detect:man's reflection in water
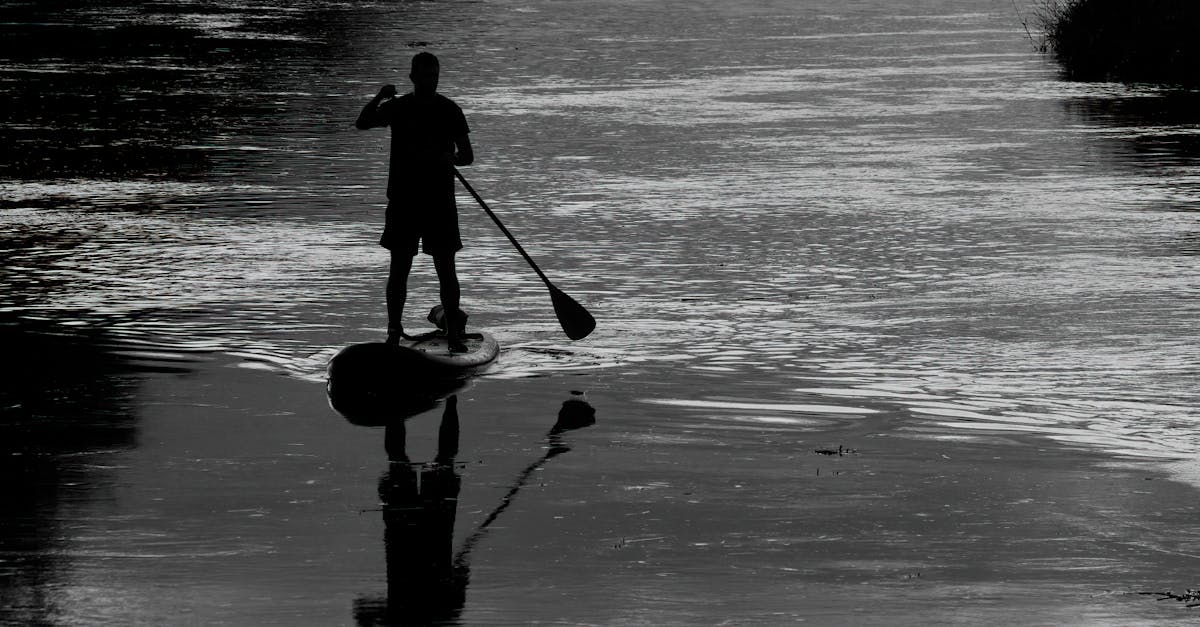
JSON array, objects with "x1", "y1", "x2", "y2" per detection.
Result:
[
  {"x1": 353, "y1": 392, "x2": 595, "y2": 626},
  {"x1": 356, "y1": 396, "x2": 465, "y2": 625}
]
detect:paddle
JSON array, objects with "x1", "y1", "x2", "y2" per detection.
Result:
[{"x1": 453, "y1": 168, "x2": 596, "y2": 341}]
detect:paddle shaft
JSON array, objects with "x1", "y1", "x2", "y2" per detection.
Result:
[
  {"x1": 454, "y1": 167, "x2": 596, "y2": 341},
  {"x1": 453, "y1": 168, "x2": 552, "y2": 287}
]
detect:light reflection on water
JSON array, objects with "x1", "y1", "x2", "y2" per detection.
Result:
[{"x1": 2, "y1": 1, "x2": 1198, "y2": 472}]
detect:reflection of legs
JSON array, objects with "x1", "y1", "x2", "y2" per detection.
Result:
[
  {"x1": 427, "y1": 396, "x2": 461, "y2": 501},
  {"x1": 432, "y1": 253, "x2": 465, "y2": 351},
  {"x1": 380, "y1": 423, "x2": 420, "y2": 620},
  {"x1": 384, "y1": 422, "x2": 410, "y2": 465},
  {"x1": 387, "y1": 253, "x2": 414, "y2": 342},
  {"x1": 436, "y1": 396, "x2": 459, "y2": 464},
  {"x1": 377, "y1": 401, "x2": 467, "y2": 624},
  {"x1": 422, "y1": 395, "x2": 462, "y2": 615}
]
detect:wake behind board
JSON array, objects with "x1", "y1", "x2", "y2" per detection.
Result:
[{"x1": 326, "y1": 331, "x2": 498, "y2": 423}]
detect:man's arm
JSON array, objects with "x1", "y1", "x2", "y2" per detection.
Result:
[
  {"x1": 451, "y1": 134, "x2": 474, "y2": 166},
  {"x1": 355, "y1": 84, "x2": 397, "y2": 130}
]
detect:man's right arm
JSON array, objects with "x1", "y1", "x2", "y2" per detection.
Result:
[{"x1": 355, "y1": 84, "x2": 397, "y2": 129}]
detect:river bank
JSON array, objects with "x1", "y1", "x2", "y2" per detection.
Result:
[{"x1": 1035, "y1": 0, "x2": 1200, "y2": 85}]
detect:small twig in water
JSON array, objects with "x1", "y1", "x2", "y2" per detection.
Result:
[{"x1": 1139, "y1": 589, "x2": 1200, "y2": 607}]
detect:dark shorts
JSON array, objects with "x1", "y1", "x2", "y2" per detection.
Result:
[{"x1": 380, "y1": 201, "x2": 463, "y2": 257}]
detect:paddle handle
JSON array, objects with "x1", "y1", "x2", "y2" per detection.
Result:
[{"x1": 453, "y1": 168, "x2": 552, "y2": 287}]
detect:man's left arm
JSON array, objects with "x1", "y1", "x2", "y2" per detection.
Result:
[{"x1": 355, "y1": 84, "x2": 397, "y2": 130}]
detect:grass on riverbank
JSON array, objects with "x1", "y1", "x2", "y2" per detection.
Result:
[{"x1": 1022, "y1": 0, "x2": 1200, "y2": 85}]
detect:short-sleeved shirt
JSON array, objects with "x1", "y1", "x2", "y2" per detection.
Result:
[
  {"x1": 379, "y1": 93, "x2": 469, "y2": 205},
  {"x1": 375, "y1": 93, "x2": 470, "y2": 254}
]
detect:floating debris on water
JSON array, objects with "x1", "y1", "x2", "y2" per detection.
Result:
[
  {"x1": 1139, "y1": 589, "x2": 1200, "y2": 608},
  {"x1": 814, "y1": 445, "x2": 858, "y2": 456}
]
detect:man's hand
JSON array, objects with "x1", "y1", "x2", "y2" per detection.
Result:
[
  {"x1": 453, "y1": 135, "x2": 473, "y2": 167},
  {"x1": 356, "y1": 85, "x2": 396, "y2": 129}
]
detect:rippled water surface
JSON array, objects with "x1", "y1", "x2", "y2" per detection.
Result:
[
  {"x1": 5, "y1": 0, "x2": 1195, "y2": 456},
  {"x1": 3, "y1": 0, "x2": 1199, "y2": 623}
]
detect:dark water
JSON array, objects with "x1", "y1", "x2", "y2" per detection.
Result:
[{"x1": 3, "y1": 0, "x2": 1200, "y2": 624}]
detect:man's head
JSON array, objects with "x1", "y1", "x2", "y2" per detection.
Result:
[{"x1": 410, "y1": 52, "x2": 440, "y2": 96}]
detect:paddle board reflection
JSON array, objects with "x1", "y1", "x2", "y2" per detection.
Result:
[
  {"x1": 326, "y1": 306, "x2": 501, "y2": 425},
  {"x1": 352, "y1": 392, "x2": 596, "y2": 625}
]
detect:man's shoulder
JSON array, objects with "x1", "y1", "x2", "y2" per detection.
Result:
[
  {"x1": 391, "y1": 93, "x2": 462, "y2": 110},
  {"x1": 434, "y1": 93, "x2": 464, "y2": 111}
]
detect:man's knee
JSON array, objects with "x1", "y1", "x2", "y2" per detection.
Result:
[
  {"x1": 432, "y1": 254, "x2": 459, "y2": 283},
  {"x1": 390, "y1": 253, "x2": 414, "y2": 273}
]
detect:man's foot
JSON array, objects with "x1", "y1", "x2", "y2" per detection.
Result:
[
  {"x1": 385, "y1": 328, "x2": 414, "y2": 345},
  {"x1": 447, "y1": 336, "x2": 468, "y2": 353}
]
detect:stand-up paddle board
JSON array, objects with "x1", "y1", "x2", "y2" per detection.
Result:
[{"x1": 397, "y1": 330, "x2": 500, "y2": 369}]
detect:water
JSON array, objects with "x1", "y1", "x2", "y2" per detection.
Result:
[{"x1": 3, "y1": 0, "x2": 1199, "y2": 624}]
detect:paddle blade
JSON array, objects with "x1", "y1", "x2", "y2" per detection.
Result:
[{"x1": 549, "y1": 285, "x2": 595, "y2": 340}]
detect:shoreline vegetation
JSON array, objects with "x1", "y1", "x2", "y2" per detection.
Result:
[{"x1": 1021, "y1": 0, "x2": 1200, "y2": 86}]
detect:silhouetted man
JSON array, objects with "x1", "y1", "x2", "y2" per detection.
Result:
[{"x1": 356, "y1": 52, "x2": 474, "y2": 352}]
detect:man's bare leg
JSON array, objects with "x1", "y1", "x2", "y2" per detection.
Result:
[
  {"x1": 432, "y1": 253, "x2": 466, "y2": 352},
  {"x1": 386, "y1": 252, "x2": 414, "y2": 344}
]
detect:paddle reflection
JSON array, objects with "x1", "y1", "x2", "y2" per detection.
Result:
[{"x1": 352, "y1": 392, "x2": 596, "y2": 625}]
